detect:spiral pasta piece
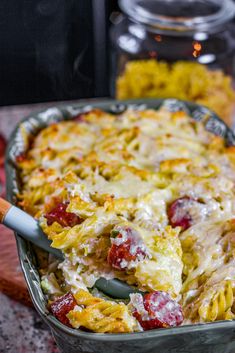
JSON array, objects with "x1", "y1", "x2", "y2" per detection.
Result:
[
  {"x1": 67, "y1": 290, "x2": 138, "y2": 333},
  {"x1": 184, "y1": 281, "x2": 234, "y2": 323}
]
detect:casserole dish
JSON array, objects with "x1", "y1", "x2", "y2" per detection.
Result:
[{"x1": 5, "y1": 99, "x2": 235, "y2": 353}]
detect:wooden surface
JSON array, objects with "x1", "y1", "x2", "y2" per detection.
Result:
[
  {"x1": 0, "y1": 102, "x2": 48, "y2": 307},
  {"x1": 0, "y1": 225, "x2": 32, "y2": 306},
  {"x1": 0, "y1": 130, "x2": 32, "y2": 306}
]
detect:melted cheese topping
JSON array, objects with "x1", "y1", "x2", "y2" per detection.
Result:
[{"x1": 17, "y1": 107, "x2": 235, "y2": 331}]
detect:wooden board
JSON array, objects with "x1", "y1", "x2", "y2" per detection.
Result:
[
  {"x1": 0, "y1": 130, "x2": 32, "y2": 306},
  {"x1": 0, "y1": 224, "x2": 32, "y2": 306}
]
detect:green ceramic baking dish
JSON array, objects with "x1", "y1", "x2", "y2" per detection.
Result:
[{"x1": 5, "y1": 99, "x2": 235, "y2": 353}]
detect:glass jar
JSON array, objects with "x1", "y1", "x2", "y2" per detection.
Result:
[{"x1": 110, "y1": 0, "x2": 235, "y2": 125}]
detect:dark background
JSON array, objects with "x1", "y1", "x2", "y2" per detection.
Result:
[
  {"x1": 0, "y1": 0, "x2": 119, "y2": 106},
  {"x1": 1, "y1": 1, "x2": 235, "y2": 107}
]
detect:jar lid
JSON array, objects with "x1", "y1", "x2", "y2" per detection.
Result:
[{"x1": 119, "y1": 0, "x2": 235, "y2": 34}]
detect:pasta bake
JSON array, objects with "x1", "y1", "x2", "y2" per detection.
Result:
[{"x1": 16, "y1": 106, "x2": 235, "y2": 333}]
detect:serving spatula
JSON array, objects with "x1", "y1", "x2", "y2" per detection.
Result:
[{"x1": 0, "y1": 197, "x2": 141, "y2": 299}]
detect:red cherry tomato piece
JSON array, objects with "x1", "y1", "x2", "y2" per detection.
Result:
[
  {"x1": 45, "y1": 202, "x2": 82, "y2": 227},
  {"x1": 133, "y1": 291, "x2": 183, "y2": 330},
  {"x1": 167, "y1": 196, "x2": 196, "y2": 231},
  {"x1": 107, "y1": 227, "x2": 147, "y2": 270},
  {"x1": 50, "y1": 292, "x2": 77, "y2": 327}
]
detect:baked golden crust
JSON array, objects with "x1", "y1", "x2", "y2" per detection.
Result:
[{"x1": 17, "y1": 107, "x2": 235, "y2": 332}]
